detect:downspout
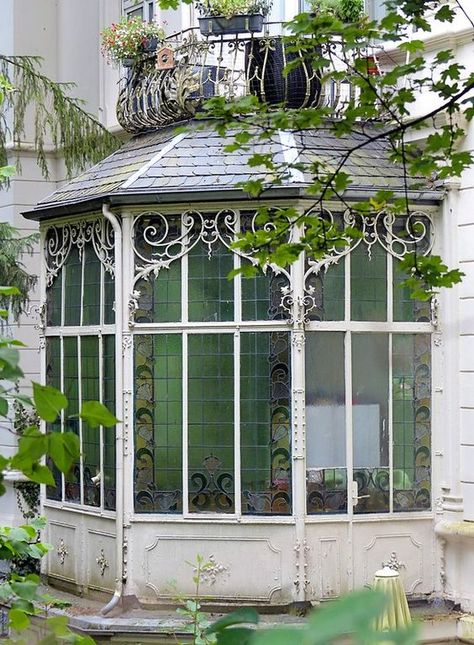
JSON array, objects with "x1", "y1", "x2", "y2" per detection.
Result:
[{"x1": 101, "y1": 203, "x2": 125, "y2": 615}]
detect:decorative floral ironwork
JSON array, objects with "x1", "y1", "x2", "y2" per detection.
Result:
[
  {"x1": 96, "y1": 549, "x2": 110, "y2": 576},
  {"x1": 57, "y1": 538, "x2": 69, "y2": 565},
  {"x1": 44, "y1": 218, "x2": 115, "y2": 287},
  {"x1": 383, "y1": 552, "x2": 405, "y2": 571},
  {"x1": 195, "y1": 555, "x2": 229, "y2": 586}
]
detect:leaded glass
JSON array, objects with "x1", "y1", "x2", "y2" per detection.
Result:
[
  {"x1": 352, "y1": 333, "x2": 389, "y2": 513},
  {"x1": 135, "y1": 261, "x2": 181, "y2": 324},
  {"x1": 64, "y1": 248, "x2": 82, "y2": 326},
  {"x1": 103, "y1": 335, "x2": 116, "y2": 510},
  {"x1": 306, "y1": 332, "x2": 347, "y2": 514},
  {"x1": 393, "y1": 260, "x2": 430, "y2": 323},
  {"x1": 82, "y1": 247, "x2": 101, "y2": 326},
  {"x1": 241, "y1": 265, "x2": 288, "y2": 321},
  {"x1": 46, "y1": 271, "x2": 62, "y2": 327},
  {"x1": 63, "y1": 337, "x2": 81, "y2": 503},
  {"x1": 188, "y1": 241, "x2": 234, "y2": 322},
  {"x1": 104, "y1": 269, "x2": 115, "y2": 325},
  {"x1": 306, "y1": 262, "x2": 345, "y2": 321},
  {"x1": 351, "y1": 243, "x2": 387, "y2": 322},
  {"x1": 81, "y1": 336, "x2": 100, "y2": 507},
  {"x1": 188, "y1": 334, "x2": 234, "y2": 513},
  {"x1": 134, "y1": 334, "x2": 183, "y2": 513},
  {"x1": 393, "y1": 334, "x2": 431, "y2": 511},
  {"x1": 46, "y1": 337, "x2": 62, "y2": 501},
  {"x1": 241, "y1": 332, "x2": 291, "y2": 515}
]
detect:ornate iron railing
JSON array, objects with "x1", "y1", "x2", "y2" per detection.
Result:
[{"x1": 116, "y1": 23, "x2": 376, "y2": 133}]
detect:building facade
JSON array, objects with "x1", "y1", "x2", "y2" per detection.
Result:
[{"x1": 2, "y1": 0, "x2": 474, "y2": 615}]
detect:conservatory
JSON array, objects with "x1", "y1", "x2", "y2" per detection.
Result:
[{"x1": 25, "y1": 24, "x2": 442, "y2": 607}]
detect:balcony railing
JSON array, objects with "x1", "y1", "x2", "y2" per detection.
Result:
[{"x1": 116, "y1": 23, "x2": 377, "y2": 133}]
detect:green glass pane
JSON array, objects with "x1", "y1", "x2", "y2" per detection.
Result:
[
  {"x1": 46, "y1": 273, "x2": 62, "y2": 327},
  {"x1": 306, "y1": 332, "x2": 346, "y2": 514},
  {"x1": 393, "y1": 334, "x2": 431, "y2": 511},
  {"x1": 135, "y1": 262, "x2": 181, "y2": 324},
  {"x1": 188, "y1": 334, "x2": 234, "y2": 513},
  {"x1": 64, "y1": 248, "x2": 82, "y2": 326},
  {"x1": 393, "y1": 260, "x2": 430, "y2": 323},
  {"x1": 82, "y1": 245, "x2": 101, "y2": 326},
  {"x1": 81, "y1": 336, "x2": 100, "y2": 507},
  {"x1": 241, "y1": 264, "x2": 288, "y2": 321},
  {"x1": 134, "y1": 334, "x2": 182, "y2": 513},
  {"x1": 241, "y1": 332, "x2": 291, "y2": 515},
  {"x1": 351, "y1": 244, "x2": 387, "y2": 321},
  {"x1": 306, "y1": 262, "x2": 345, "y2": 321},
  {"x1": 103, "y1": 335, "x2": 116, "y2": 510},
  {"x1": 352, "y1": 333, "x2": 389, "y2": 513},
  {"x1": 188, "y1": 241, "x2": 234, "y2": 322},
  {"x1": 63, "y1": 336, "x2": 80, "y2": 502},
  {"x1": 46, "y1": 337, "x2": 62, "y2": 501},
  {"x1": 104, "y1": 269, "x2": 115, "y2": 325}
]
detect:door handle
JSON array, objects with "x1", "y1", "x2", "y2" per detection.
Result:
[{"x1": 351, "y1": 481, "x2": 370, "y2": 506}]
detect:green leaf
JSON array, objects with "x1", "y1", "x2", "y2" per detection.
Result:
[
  {"x1": 9, "y1": 608, "x2": 30, "y2": 631},
  {"x1": 207, "y1": 608, "x2": 260, "y2": 634},
  {"x1": 32, "y1": 382, "x2": 68, "y2": 422},
  {"x1": 215, "y1": 627, "x2": 255, "y2": 645},
  {"x1": 48, "y1": 431, "x2": 80, "y2": 473},
  {"x1": 0, "y1": 396, "x2": 8, "y2": 417},
  {"x1": 79, "y1": 401, "x2": 119, "y2": 428},
  {"x1": 25, "y1": 463, "x2": 55, "y2": 486},
  {"x1": 0, "y1": 285, "x2": 21, "y2": 296}
]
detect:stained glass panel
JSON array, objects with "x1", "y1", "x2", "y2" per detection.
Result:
[
  {"x1": 46, "y1": 272, "x2": 62, "y2": 327},
  {"x1": 351, "y1": 244, "x2": 387, "y2": 322},
  {"x1": 104, "y1": 268, "x2": 115, "y2": 325},
  {"x1": 393, "y1": 334, "x2": 431, "y2": 511},
  {"x1": 63, "y1": 337, "x2": 81, "y2": 503},
  {"x1": 46, "y1": 337, "x2": 62, "y2": 501},
  {"x1": 306, "y1": 262, "x2": 345, "y2": 321},
  {"x1": 241, "y1": 332, "x2": 291, "y2": 515},
  {"x1": 134, "y1": 334, "x2": 183, "y2": 513},
  {"x1": 82, "y1": 246, "x2": 101, "y2": 326},
  {"x1": 241, "y1": 265, "x2": 288, "y2": 321},
  {"x1": 188, "y1": 241, "x2": 234, "y2": 322},
  {"x1": 103, "y1": 335, "x2": 116, "y2": 510},
  {"x1": 81, "y1": 336, "x2": 100, "y2": 507},
  {"x1": 64, "y1": 247, "x2": 82, "y2": 326},
  {"x1": 393, "y1": 260, "x2": 430, "y2": 323},
  {"x1": 306, "y1": 332, "x2": 347, "y2": 514},
  {"x1": 188, "y1": 334, "x2": 234, "y2": 513},
  {"x1": 352, "y1": 333, "x2": 389, "y2": 513}
]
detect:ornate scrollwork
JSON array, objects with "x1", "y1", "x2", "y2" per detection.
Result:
[
  {"x1": 57, "y1": 538, "x2": 68, "y2": 565},
  {"x1": 96, "y1": 549, "x2": 109, "y2": 576},
  {"x1": 44, "y1": 219, "x2": 115, "y2": 287}
]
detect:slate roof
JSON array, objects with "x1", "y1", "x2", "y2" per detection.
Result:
[{"x1": 24, "y1": 121, "x2": 442, "y2": 220}]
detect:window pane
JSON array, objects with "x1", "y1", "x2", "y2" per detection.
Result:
[
  {"x1": 103, "y1": 335, "x2": 116, "y2": 510},
  {"x1": 63, "y1": 337, "x2": 81, "y2": 502},
  {"x1": 241, "y1": 332, "x2": 291, "y2": 515},
  {"x1": 306, "y1": 262, "x2": 345, "y2": 321},
  {"x1": 393, "y1": 260, "x2": 430, "y2": 323},
  {"x1": 352, "y1": 333, "x2": 389, "y2": 513},
  {"x1": 64, "y1": 248, "x2": 82, "y2": 326},
  {"x1": 46, "y1": 273, "x2": 62, "y2": 326},
  {"x1": 188, "y1": 334, "x2": 234, "y2": 513},
  {"x1": 188, "y1": 241, "x2": 234, "y2": 322},
  {"x1": 393, "y1": 334, "x2": 431, "y2": 511},
  {"x1": 351, "y1": 244, "x2": 387, "y2": 321},
  {"x1": 241, "y1": 265, "x2": 288, "y2": 321},
  {"x1": 135, "y1": 262, "x2": 181, "y2": 324},
  {"x1": 46, "y1": 337, "x2": 62, "y2": 501},
  {"x1": 134, "y1": 334, "x2": 183, "y2": 513},
  {"x1": 306, "y1": 332, "x2": 347, "y2": 514},
  {"x1": 104, "y1": 268, "x2": 115, "y2": 325},
  {"x1": 82, "y1": 246, "x2": 101, "y2": 326},
  {"x1": 81, "y1": 336, "x2": 100, "y2": 507}
]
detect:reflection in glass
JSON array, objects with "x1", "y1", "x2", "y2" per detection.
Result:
[
  {"x1": 64, "y1": 248, "x2": 82, "y2": 326},
  {"x1": 393, "y1": 260, "x2": 430, "y2": 323},
  {"x1": 351, "y1": 244, "x2": 387, "y2": 321},
  {"x1": 188, "y1": 241, "x2": 233, "y2": 322},
  {"x1": 306, "y1": 332, "x2": 346, "y2": 513}
]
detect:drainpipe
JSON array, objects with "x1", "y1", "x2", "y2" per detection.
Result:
[{"x1": 101, "y1": 203, "x2": 125, "y2": 615}]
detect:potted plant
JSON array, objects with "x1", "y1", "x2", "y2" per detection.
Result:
[
  {"x1": 196, "y1": 0, "x2": 273, "y2": 36},
  {"x1": 307, "y1": 0, "x2": 364, "y2": 22},
  {"x1": 101, "y1": 16, "x2": 166, "y2": 67}
]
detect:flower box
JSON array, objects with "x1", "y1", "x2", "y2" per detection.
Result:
[{"x1": 198, "y1": 13, "x2": 264, "y2": 36}]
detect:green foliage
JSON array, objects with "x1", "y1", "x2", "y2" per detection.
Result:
[
  {"x1": 308, "y1": 0, "x2": 364, "y2": 22},
  {"x1": 0, "y1": 223, "x2": 38, "y2": 322},
  {"x1": 208, "y1": 590, "x2": 418, "y2": 645},
  {"x1": 78, "y1": 400, "x2": 120, "y2": 428},
  {"x1": 101, "y1": 17, "x2": 167, "y2": 65},
  {"x1": 0, "y1": 61, "x2": 119, "y2": 180},
  {"x1": 195, "y1": 0, "x2": 273, "y2": 18}
]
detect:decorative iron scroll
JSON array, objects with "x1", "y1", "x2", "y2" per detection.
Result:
[
  {"x1": 44, "y1": 219, "x2": 115, "y2": 287},
  {"x1": 304, "y1": 209, "x2": 434, "y2": 319}
]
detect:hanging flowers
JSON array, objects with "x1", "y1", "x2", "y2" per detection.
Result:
[{"x1": 100, "y1": 17, "x2": 166, "y2": 66}]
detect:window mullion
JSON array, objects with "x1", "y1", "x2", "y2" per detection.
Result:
[
  {"x1": 60, "y1": 336, "x2": 65, "y2": 502},
  {"x1": 387, "y1": 248, "x2": 394, "y2": 323},
  {"x1": 182, "y1": 216, "x2": 189, "y2": 324},
  {"x1": 344, "y1": 251, "x2": 351, "y2": 323},
  {"x1": 80, "y1": 250, "x2": 85, "y2": 327},
  {"x1": 345, "y1": 330, "x2": 353, "y2": 519},
  {"x1": 234, "y1": 330, "x2": 241, "y2": 518},
  {"x1": 182, "y1": 331, "x2": 189, "y2": 515},
  {"x1": 235, "y1": 211, "x2": 242, "y2": 325},
  {"x1": 99, "y1": 333, "x2": 104, "y2": 512}
]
